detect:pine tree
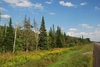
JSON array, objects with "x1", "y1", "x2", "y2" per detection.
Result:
[
  {"x1": 0, "y1": 26, "x2": 5, "y2": 52},
  {"x1": 63, "y1": 32, "x2": 67, "y2": 47},
  {"x1": 49, "y1": 27, "x2": 53, "y2": 48},
  {"x1": 38, "y1": 16, "x2": 48, "y2": 50},
  {"x1": 5, "y1": 18, "x2": 14, "y2": 51},
  {"x1": 49, "y1": 24, "x2": 56, "y2": 48},
  {"x1": 15, "y1": 26, "x2": 23, "y2": 51},
  {"x1": 56, "y1": 26, "x2": 63, "y2": 48},
  {"x1": 52, "y1": 24, "x2": 56, "y2": 48},
  {"x1": 2, "y1": 24, "x2": 7, "y2": 52}
]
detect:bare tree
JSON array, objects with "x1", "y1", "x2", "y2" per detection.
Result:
[
  {"x1": 13, "y1": 12, "x2": 22, "y2": 53},
  {"x1": 33, "y1": 19, "x2": 40, "y2": 51}
]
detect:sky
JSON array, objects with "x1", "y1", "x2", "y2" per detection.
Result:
[{"x1": 0, "y1": 0, "x2": 100, "y2": 41}]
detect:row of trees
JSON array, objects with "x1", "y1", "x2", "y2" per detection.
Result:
[{"x1": 0, "y1": 16, "x2": 91, "y2": 53}]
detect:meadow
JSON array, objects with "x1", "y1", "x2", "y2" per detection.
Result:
[{"x1": 0, "y1": 43, "x2": 93, "y2": 67}]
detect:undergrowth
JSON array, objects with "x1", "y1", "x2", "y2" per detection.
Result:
[{"x1": 0, "y1": 43, "x2": 93, "y2": 67}]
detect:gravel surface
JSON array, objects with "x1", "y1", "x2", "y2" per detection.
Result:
[{"x1": 93, "y1": 43, "x2": 100, "y2": 67}]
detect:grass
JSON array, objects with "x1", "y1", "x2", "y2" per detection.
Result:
[
  {"x1": 0, "y1": 48, "x2": 71, "y2": 67},
  {"x1": 48, "y1": 44, "x2": 93, "y2": 67},
  {"x1": 0, "y1": 43, "x2": 93, "y2": 67}
]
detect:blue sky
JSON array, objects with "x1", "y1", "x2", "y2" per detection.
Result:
[{"x1": 0, "y1": 0, "x2": 100, "y2": 41}]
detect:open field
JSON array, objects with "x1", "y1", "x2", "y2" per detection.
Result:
[{"x1": 0, "y1": 43, "x2": 93, "y2": 67}]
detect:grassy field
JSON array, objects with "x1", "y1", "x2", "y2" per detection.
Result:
[
  {"x1": 48, "y1": 44, "x2": 93, "y2": 67},
  {"x1": 0, "y1": 43, "x2": 93, "y2": 67}
]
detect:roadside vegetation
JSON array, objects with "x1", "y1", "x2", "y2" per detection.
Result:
[
  {"x1": 48, "y1": 43, "x2": 93, "y2": 67},
  {"x1": 0, "y1": 14, "x2": 92, "y2": 67},
  {"x1": 0, "y1": 43, "x2": 93, "y2": 67}
]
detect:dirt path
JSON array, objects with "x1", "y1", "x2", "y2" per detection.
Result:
[
  {"x1": 93, "y1": 43, "x2": 100, "y2": 67},
  {"x1": 82, "y1": 51, "x2": 93, "y2": 55}
]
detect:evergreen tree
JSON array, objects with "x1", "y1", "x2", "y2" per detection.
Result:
[
  {"x1": 63, "y1": 32, "x2": 67, "y2": 47},
  {"x1": 81, "y1": 35, "x2": 84, "y2": 44},
  {"x1": 56, "y1": 26, "x2": 64, "y2": 48},
  {"x1": 15, "y1": 26, "x2": 23, "y2": 51},
  {"x1": 38, "y1": 16, "x2": 48, "y2": 50},
  {"x1": 49, "y1": 27, "x2": 53, "y2": 48},
  {"x1": 0, "y1": 26, "x2": 5, "y2": 52},
  {"x1": 86, "y1": 38, "x2": 90, "y2": 43},
  {"x1": 5, "y1": 18, "x2": 14, "y2": 51},
  {"x1": 2, "y1": 24, "x2": 7, "y2": 52},
  {"x1": 49, "y1": 24, "x2": 56, "y2": 48},
  {"x1": 52, "y1": 24, "x2": 56, "y2": 47}
]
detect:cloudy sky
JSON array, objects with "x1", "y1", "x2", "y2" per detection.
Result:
[{"x1": 0, "y1": 0, "x2": 100, "y2": 41}]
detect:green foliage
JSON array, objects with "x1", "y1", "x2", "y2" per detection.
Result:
[
  {"x1": 0, "y1": 44, "x2": 92, "y2": 67},
  {"x1": 15, "y1": 27, "x2": 24, "y2": 51},
  {"x1": 49, "y1": 24, "x2": 56, "y2": 48},
  {"x1": 0, "y1": 47, "x2": 71, "y2": 67},
  {"x1": 16, "y1": 38, "x2": 23, "y2": 50},
  {"x1": 38, "y1": 16, "x2": 48, "y2": 50},
  {"x1": 23, "y1": 16, "x2": 34, "y2": 51},
  {"x1": 0, "y1": 16, "x2": 91, "y2": 52},
  {"x1": 0, "y1": 26, "x2": 4, "y2": 52},
  {"x1": 56, "y1": 26, "x2": 64, "y2": 48},
  {"x1": 4, "y1": 18, "x2": 14, "y2": 51},
  {"x1": 48, "y1": 44, "x2": 93, "y2": 67}
]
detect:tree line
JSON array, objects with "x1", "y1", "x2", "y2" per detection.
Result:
[{"x1": 0, "y1": 16, "x2": 91, "y2": 53}]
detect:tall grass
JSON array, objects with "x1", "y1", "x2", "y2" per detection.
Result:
[
  {"x1": 48, "y1": 44, "x2": 93, "y2": 67},
  {"x1": 0, "y1": 48, "x2": 71, "y2": 67},
  {"x1": 0, "y1": 44, "x2": 93, "y2": 67}
]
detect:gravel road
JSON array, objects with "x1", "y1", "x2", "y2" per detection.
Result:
[{"x1": 93, "y1": 43, "x2": 100, "y2": 67}]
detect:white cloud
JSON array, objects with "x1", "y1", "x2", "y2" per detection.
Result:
[
  {"x1": 45, "y1": 1, "x2": 52, "y2": 4},
  {"x1": 3, "y1": 0, "x2": 44, "y2": 10},
  {"x1": 59, "y1": 1, "x2": 75, "y2": 7},
  {"x1": 79, "y1": 24, "x2": 93, "y2": 28},
  {"x1": 80, "y1": 2, "x2": 87, "y2": 6},
  {"x1": 95, "y1": 28, "x2": 100, "y2": 34},
  {"x1": 69, "y1": 28, "x2": 77, "y2": 31},
  {"x1": 61, "y1": 27, "x2": 64, "y2": 30},
  {"x1": 94, "y1": 28, "x2": 100, "y2": 41},
  {"x1": 95, "y1": 7, "x2": 100, "y2": 11},
  {"x1": 50, "y1": 12, "x2": 55, "y2": 15},
  {"x1": 0, "y1": 2, "x2": 2, "y2": 3},
  {"x1": 98, "y1": 24, "x2": 100, "y2": 26},
  {"x1": 1, "y1": 14, "x2": 10, "y2": 18},
  {"x1": 33, "y1": 3, "x2": 44, "y2": 10},
  {"x1": 0, "y1": 7, "x2": 7, "y2": 11},
  {"x1": 66, "y1": 31, "x2": 94, "y2": 40},
  {"x1": 66, "y1": 31, "x2": 75, "y2": 36},
  {"x1": 66, "y1": 28, "x2": 100, "y2": 41},
  {"x1": 89, "y1": 32, "x2": 93, "y2": 35},
  {"x1": 4, "y1": 0, "x2": 33, "y2": 7},
  {"x1": 79, "y1": 32, "x2": 88, "y2": 35}
]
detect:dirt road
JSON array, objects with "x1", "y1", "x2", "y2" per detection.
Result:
[{"x1": 93, "y1": 43, "x2": 100, "y2": 67}]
